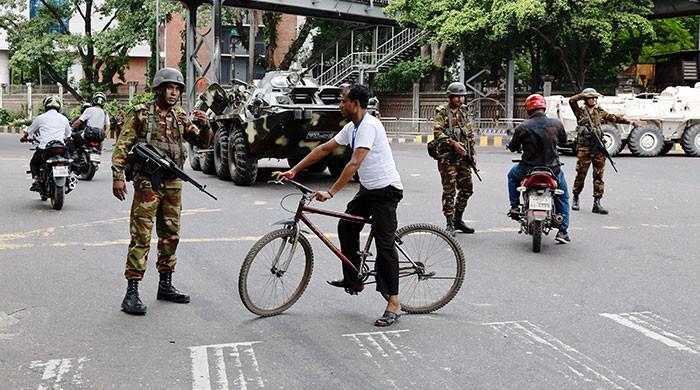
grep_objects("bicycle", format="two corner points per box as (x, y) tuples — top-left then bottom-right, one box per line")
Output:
(238, 178), (466, 317)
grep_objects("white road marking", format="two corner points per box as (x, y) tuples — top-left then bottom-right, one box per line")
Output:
(189, 341), (264, 390)
(0, 311), (19, 341)
(600, 311), (700, 355)
(343, 330), (415, 368)
(485, 321), (643, 390)
(30, 357), (87, 390)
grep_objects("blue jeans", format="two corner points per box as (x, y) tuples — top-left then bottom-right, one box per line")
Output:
(507, 164), (570, 233)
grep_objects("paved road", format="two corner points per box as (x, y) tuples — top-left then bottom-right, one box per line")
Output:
(1, 133), (698, 389)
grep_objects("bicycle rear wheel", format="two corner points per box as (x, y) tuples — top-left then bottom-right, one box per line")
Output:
(238, 228), (314, 316)
(393, 223), (465, 314)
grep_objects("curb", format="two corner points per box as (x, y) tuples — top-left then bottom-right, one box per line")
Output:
(0, 126), (23, 134)
(389, 134), (510, 148)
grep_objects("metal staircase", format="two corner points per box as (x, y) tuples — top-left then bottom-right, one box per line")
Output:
(314, 28), (426, 86)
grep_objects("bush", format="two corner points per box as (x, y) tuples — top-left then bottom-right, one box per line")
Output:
(0, 108), (27, 126)
(374, 58), (437, 94)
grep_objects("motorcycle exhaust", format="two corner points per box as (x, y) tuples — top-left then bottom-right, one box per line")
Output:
(552, 213), (564, 227)
(66, 174), (78, 193)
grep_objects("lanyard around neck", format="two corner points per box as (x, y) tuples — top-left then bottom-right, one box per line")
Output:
(351, 112), (367, 151)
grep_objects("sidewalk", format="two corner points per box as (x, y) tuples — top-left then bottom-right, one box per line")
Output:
(387, 133), (510, 148)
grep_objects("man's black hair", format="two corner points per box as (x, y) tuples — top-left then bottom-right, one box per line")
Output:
(347, 84), (370, 109)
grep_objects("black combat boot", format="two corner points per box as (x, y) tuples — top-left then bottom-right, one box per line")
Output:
(453, 211), (475, 234)
(592, 197), (609, 215)
(571, 195), (580, 211)
(157, 272), (190, 303)
(445, 216), (456, 236)
(121, 280), (147, 315)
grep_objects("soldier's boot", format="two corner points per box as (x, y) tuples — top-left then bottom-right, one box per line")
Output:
(121, 280), (147, 315)
(453, 211), (475, 234)
(592, 197), (609, 215)
(571, 195), (580, 211)
(157, 272), (190, 303)
(445, 216), (456, 237)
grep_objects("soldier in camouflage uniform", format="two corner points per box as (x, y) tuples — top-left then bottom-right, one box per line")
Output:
(569, 88), (644, 214)
(433, 82), (477, 235)
(112, 68), (212, 315)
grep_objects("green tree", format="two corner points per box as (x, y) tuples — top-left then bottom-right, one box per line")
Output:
(0, 0), (180, 100)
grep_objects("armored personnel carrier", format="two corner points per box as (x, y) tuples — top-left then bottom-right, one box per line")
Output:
(188, 70), (364, 185)
(546, 86), (700, 157)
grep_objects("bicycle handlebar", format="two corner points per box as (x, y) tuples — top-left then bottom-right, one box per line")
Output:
(269, 177), (315, 195)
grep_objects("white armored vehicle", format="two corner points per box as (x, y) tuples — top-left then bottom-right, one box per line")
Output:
(546, 86), (700, 157)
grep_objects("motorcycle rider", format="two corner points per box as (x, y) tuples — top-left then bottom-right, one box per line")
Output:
(507, 94), (571, 244)
(20, 95), (71, 192)
(72, 92), (110, 140)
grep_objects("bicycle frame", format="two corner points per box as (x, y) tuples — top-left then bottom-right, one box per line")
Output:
(286, 189), (423, 283)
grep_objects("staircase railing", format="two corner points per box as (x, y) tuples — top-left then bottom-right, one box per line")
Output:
(317, 28), (426, 86)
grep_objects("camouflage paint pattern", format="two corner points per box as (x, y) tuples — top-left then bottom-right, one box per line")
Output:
(125, 177), (182, 280)
(433, 104), (476, 216)
(568, 96), (629, 198)
(438, 160), (473, 216)
(573, 148), (606, 198)
(111, 101), (211, 280)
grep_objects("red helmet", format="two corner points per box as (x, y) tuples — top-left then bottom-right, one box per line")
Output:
(524, 94), (547, 111)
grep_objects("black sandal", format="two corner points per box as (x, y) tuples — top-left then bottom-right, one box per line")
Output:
(374, 311), (400, 327)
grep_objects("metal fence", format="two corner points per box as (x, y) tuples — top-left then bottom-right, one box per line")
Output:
(381, 117), (524, 137)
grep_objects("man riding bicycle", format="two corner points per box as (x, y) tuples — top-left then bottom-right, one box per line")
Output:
(273, 84), (404, 327)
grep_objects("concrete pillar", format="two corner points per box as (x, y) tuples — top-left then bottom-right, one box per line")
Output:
(57, 83), (63, 105)
(128, 81), (138, 100)
(358, 69), (365, 85)
(248, 10), (256, 83)
(459, 53), (465, 84)
(155, 0), (160, 71)
(505, 53), (515, 122)
(412, 80), (420, 119)
(26, 82), (33, 119)
(0, 83), (4, 109)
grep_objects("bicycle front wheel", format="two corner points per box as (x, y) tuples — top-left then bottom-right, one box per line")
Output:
(394, 223), (465, 314)
(238, 228), (314, 317)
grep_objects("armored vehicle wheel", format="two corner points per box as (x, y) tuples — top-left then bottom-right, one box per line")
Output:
(628, 124), (663, 157)
(187, 144), (202, 171)
(601, 125), (623, 156)
(308, 161), (327, 173)
(200, 151), (215, 174)
(659, 142), (674, 155)
(328, 159), (349, 178)
(213, 129), (231, 180)
(681, 124), (700, 157)
(228, 129), (258, 186)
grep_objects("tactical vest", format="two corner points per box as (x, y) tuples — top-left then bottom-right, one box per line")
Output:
(138, 103), (186, 168)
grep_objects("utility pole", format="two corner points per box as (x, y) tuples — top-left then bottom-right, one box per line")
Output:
(248, 10), (257, 83)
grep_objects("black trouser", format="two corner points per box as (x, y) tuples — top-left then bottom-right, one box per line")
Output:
(338, 185), (403, 295)
(29, 148), (46, 178)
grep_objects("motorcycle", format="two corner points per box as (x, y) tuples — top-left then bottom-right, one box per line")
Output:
(25, 139), (78, 210)
(513, 165), (565, 252)
(69, 127), (103, 180)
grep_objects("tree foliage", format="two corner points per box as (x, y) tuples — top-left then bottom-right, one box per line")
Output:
(0, 0), (180, 100)
(386, 0), (656, 92)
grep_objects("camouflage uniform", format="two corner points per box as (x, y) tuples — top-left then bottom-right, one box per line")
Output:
(112, 102), (211, 280)
(569, 97), (629, 198)
(433, 105), (477, 216)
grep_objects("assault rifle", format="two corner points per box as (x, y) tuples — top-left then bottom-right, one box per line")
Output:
(130, 143), (218, 200)
(446, 107), (482, 181)
(583, 108), (618, 173)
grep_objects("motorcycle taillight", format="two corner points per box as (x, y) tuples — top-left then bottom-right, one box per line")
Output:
(48, 148), (65, 154)
(522, 174), (558, 189)
(89, 141), (100, 147)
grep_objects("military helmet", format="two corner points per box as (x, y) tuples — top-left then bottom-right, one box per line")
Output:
(152, 67), (185, 90)
(92, 92), (107, 106)
(582, 88), (600, 98)
(42, 95), (62, 111)
(446, 82), (468, 97)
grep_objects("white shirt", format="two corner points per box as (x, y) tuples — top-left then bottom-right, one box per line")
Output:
(334, 113), (403, 190)
(79, 106), (109, 129)
(25, 109), (71, 149)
